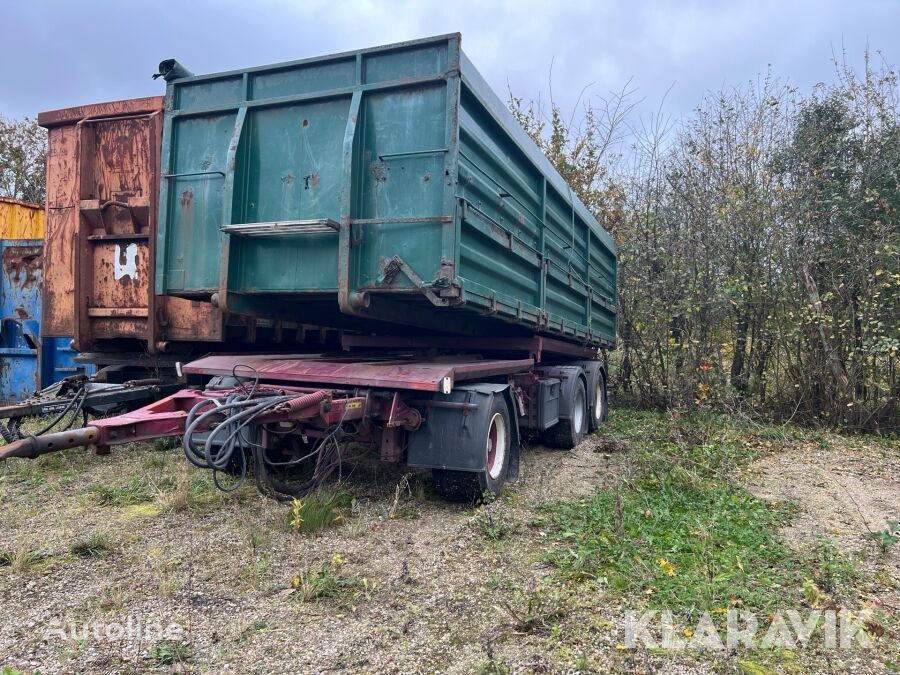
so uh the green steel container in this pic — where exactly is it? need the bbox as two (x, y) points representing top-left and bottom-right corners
(156, 34), (616, 347)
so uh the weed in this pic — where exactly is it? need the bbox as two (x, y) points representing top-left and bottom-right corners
(392, 505), (421, 520)
(151, 436), (181, 452)
(486, 571), (515, 591)
(147, 639), (192, 666)
(498, 586), (567, 634)
(156, 467), (242, 513)
(387, 473), (413, 520)
(239, 618), (269, 640)
(475, 655), (510, 675)
(157, 576), (181, 599)
(290, 554), (362, 604)
(96, 585), (126, 611)
(478, 511), (518, 541)
(2, 543), (52, 572)
(800, 537), (858, 600)
(872, 520), (900, 553)
(240, 555), (271, 584)
(70, 531), (116, 558)
(288, 490), (352, 534)
(247, 524), (268, 552)
(572, 654), (593, 672)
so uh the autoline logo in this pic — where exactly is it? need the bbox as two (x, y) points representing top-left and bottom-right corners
(624, 609), (873, 651)
(43, 616), (184, 642)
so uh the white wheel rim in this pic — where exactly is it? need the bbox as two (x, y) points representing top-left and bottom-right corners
(573, 387), (585, 434)
(594, 381), (604, 422)
(486, 412), (507, 480)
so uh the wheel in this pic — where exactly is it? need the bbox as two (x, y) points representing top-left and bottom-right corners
(588, 370), (608, 432)
(432, 395), (511, 502)
(542, 377), (587, 449)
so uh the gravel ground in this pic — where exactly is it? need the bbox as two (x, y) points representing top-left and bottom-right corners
(0, 422), (897, 674)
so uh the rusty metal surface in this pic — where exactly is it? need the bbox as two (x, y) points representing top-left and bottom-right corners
(0, 240), (43, 402)
(39, 96), (224, 349)
(340, 334), (600, 361)
(0, 426), (102, 460)
(183, 354), (534, 392)
(36, 96), (167, 128)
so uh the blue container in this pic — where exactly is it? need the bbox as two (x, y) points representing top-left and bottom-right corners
(0, 239), (93, 403)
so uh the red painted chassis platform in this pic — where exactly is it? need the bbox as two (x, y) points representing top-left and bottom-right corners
(0, 353), (535, 460)
(183, 354), (535, 392)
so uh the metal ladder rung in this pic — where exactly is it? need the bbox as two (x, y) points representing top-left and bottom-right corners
(221, 219), (340, 236)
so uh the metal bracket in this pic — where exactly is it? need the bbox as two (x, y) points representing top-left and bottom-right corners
(378, 256), (452, 307)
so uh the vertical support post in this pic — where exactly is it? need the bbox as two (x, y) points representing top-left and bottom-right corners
(72, 119), (92, 353)
(217, 106), (248, 313)
(538, 177), (547, 326)
(155, 85), (175, 297)
(146, 110), (163, 351)
(337, 90), (363, 315)
(444, 36), (462, 275)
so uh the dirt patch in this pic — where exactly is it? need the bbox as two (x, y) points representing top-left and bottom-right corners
(744, 435), (900, 610)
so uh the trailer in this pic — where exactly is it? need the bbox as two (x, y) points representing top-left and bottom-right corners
(0, 333), (608, 500)
(0, 35), (616, 501)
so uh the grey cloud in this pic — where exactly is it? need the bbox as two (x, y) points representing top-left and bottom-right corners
(0, 0), (895, 130)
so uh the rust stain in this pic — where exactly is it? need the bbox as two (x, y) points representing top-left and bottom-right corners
(2, 248), (41, 287)
(39, 96), (164, 340)
(369, 162), (387, 183)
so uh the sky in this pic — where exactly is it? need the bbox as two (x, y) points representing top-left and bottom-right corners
(1, 0), (896, 132)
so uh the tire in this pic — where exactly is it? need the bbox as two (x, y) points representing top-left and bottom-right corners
(542, 377), (587, 449)
(432, 395), (511, 503)
(588, 370), (608, 432)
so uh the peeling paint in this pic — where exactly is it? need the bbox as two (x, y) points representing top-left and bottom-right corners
(114, 243), (139, 281)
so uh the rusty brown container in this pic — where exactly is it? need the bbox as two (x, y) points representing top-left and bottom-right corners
(39, 96), (223, 353)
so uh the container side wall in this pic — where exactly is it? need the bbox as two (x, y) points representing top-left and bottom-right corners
(161, 36), (455, 308)
(0, 199), (45, 239)
(0, 240), (43, 402)
(457, 88), (543, 318)
(40, 96), (225, 348)
(162, 112), (237, 293)
(458, 53), (617, 346)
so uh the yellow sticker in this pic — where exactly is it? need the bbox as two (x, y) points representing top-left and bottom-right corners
(345, 400), (362, 410)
